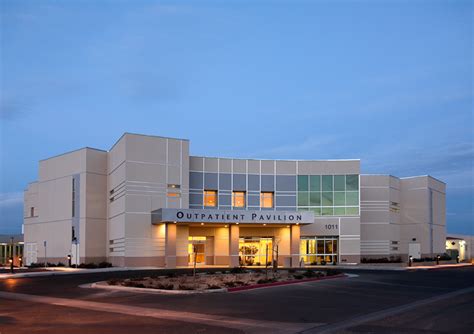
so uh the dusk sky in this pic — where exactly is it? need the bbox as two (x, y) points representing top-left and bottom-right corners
(0, 1), (472, 235)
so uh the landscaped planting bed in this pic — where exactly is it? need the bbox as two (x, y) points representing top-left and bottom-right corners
(106, 268), (344, 292)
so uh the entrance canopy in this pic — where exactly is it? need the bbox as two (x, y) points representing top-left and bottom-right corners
(152, 208), (314, 225)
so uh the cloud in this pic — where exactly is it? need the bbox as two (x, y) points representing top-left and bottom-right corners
(0, 192), (23, 207)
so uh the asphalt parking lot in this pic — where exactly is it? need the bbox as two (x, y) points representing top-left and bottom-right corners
(0, 267), (473, 333)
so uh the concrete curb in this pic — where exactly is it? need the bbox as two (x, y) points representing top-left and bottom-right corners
(82, 273), (351, 295)
(228, 273), (347, 292)
(81, 282), (228, 295)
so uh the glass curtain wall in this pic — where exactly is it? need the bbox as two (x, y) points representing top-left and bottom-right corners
(297, 175), (359, 216)
(300, 237), (338, 264)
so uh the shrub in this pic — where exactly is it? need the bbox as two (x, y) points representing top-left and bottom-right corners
(98, 262), (113, 268)
(293, 275), (304, 279)
(107, 278), (121, 286)
(288, 268), (296, 273)
(78, 263), (98, 269)
(325, 269), (342, 276)
(47, 262), (57, 267)
(156, 283), (174, 290)
(230, 267), (245, 274)
(361, 257), (402, 263)
(28, 262), (45, 268)
(310, 261), (318, 265)
(257, 278), (275, 284)
(178, 284), (196, 290)
(207, 284), (222, 290)
(320, 261), (327, 265)
(303, 269), (316, 278)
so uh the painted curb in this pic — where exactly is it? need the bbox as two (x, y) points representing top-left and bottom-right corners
(228, 273), (347, 292)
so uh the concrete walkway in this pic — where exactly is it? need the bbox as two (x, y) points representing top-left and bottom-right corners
(0, 263), (470, 279)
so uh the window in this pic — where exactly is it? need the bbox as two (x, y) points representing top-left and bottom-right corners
(297, 174), (360, 217)
(260, 192), (274, 208)
(203, 190), (217, 207)
(298, 175), (309, 191)
(232, 191), (246, 208)
(390, 201), (400, 213)
(30, 207), (35, 217)
(72, 178), (76, 217)
(346, 174), (359, 191)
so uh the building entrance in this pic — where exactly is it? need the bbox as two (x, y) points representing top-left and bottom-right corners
(239, 237), (273, 266)
(188, 236), (206, 265)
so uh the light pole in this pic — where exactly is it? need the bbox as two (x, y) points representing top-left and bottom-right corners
(44, 241), (47, 267)
(408, 255), (413, 267)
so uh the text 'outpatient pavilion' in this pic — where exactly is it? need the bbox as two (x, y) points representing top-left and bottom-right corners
(23, 133), (446, 268)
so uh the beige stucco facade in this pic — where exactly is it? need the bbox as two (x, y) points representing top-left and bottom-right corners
(23, 133), (446, 267)
(360, 175), (446, 261)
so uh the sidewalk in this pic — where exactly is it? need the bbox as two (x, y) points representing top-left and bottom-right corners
(0, 263), (471, 279)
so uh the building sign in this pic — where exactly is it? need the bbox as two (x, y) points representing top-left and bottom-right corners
(152, 208), (314, 225)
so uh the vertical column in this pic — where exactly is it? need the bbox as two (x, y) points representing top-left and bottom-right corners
(229, 224), (240, 267)
(290, 225), (301, 267)
(165, 223), (177, 268)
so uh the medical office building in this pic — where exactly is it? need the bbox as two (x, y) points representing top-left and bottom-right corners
(23, 133), (446, 267)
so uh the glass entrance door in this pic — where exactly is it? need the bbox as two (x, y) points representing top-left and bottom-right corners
(188, 236), (206, 265)
(239, 237), (273, 266)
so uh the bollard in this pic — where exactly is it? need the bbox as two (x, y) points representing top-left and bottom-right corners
(9, 257), (14, 274)
(456, 255), (460, 263)
(67, 254), (72, 267)
(436, 255), (440, 265)
(408, 256), (413, 267)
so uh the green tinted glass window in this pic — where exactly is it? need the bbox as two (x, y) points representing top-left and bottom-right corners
(322, 207), (334, 216)
(322, 175), (333, 191)
(334, 192), (345, 206)
(298, 207), (309, 211)
(322, 192), (333, 206)
(346, 191), (359, 205)
(311, 207), (321, 216)
(346, 175), (359, 191)
(298, 175), (309, 191)
(334, 207), (345, 215)
(346, 207), (359, 215)
(298, 192), (309, 206)
(310, 192), (321, 206)
(309, 175), (321, 191)
(334, 175), (345, 191)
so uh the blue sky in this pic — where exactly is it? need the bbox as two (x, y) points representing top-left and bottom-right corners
(0, 0), (472, 235)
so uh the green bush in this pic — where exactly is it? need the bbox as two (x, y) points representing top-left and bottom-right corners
(293, 275), (304, 279)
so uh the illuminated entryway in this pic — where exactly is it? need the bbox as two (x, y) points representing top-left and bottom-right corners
(239, 237), (274, 266)
(188, 236), (206, 265)
(300, 236), (338, 264)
